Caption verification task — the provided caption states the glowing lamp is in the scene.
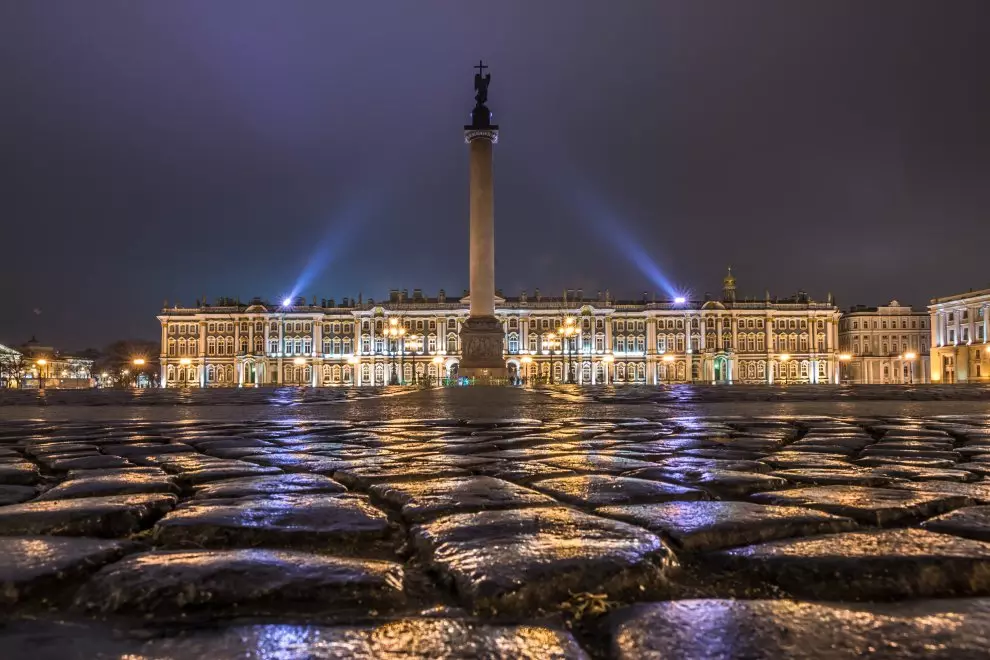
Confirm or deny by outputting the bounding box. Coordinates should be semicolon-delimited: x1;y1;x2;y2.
904;352;917;360
293;358;306;366
282;298;292;307
133;358;146;366
838;353;852;361
662;354;675;363
179;358;191;365
674;296;686;304
779;354;791;362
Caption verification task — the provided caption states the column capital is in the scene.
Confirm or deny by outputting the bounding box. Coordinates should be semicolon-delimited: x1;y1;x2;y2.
464;128;499;144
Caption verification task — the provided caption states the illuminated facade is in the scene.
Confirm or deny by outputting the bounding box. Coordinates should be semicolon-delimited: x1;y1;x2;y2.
157;272;842;387
15;339;94;389
837;301;930;384
929;288;990;383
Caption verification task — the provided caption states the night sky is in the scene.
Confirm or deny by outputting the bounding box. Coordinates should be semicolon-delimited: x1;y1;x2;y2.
3;2;989;350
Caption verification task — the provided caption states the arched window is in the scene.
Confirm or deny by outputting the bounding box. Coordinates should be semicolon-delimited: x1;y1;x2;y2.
167;365;175;381
268;338;278;354
167;339;176;356
239;337;248;353
447;333;458;353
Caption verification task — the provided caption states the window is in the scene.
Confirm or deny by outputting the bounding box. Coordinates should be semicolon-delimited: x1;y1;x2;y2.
507;333;519;353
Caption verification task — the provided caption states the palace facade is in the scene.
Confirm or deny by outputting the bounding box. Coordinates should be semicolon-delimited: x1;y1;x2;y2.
157;271;843;388
929;288;990;383
837;301;930;384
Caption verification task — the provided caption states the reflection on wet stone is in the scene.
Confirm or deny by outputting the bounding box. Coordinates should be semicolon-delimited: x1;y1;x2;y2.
6;406;990;655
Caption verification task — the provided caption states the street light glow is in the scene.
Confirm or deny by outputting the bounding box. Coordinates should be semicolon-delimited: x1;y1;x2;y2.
662;354;675;363
779;354;791;362
282;297;292;307
133;358;146;366
293;357;306;365
839;353;852;361
674;296;686;304
904;352;917;360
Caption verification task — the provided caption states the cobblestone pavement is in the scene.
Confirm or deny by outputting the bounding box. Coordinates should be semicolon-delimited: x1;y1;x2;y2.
4;388;990;658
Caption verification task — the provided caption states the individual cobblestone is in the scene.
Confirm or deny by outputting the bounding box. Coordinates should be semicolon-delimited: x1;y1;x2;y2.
369;476;558;522
709;528;990;599
596;501;857;552
0;493;177;537
610;598;990;659
0;536;133;605
154;493;393;554
75;549;405;615
411;506;672;613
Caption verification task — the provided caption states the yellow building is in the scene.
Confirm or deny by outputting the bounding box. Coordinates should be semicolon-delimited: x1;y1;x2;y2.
929;288;990;383
837;301;930;384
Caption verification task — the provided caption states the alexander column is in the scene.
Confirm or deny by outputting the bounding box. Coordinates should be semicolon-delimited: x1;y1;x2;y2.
459;60;507;382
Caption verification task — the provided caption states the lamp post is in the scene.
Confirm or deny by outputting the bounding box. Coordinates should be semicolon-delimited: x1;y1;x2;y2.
520;354;532;385
662;353;675;385
36;359;47;390
779;354;790;386
838;353;852;385
432;354;444;386
557;319;577;384
903;352;917;384
602;353;614;385
132;358;146;388
543;332;559;384
293;357;306;387
406;334;421;384
386;319;406;385
347;355;359;386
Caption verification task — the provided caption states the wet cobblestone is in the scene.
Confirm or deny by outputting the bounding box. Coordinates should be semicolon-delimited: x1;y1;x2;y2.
5;389;990;656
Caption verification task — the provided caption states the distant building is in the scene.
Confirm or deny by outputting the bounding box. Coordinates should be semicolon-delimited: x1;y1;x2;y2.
157;270;843;387
837;301;930;384
17;338;94;389
0;343;23;388
929;288;990;383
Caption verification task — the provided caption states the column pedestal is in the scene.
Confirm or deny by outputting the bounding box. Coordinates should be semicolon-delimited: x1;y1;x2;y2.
460;316;507;381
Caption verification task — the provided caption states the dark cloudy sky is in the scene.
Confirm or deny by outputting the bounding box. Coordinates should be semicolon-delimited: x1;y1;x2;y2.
2;1;989;349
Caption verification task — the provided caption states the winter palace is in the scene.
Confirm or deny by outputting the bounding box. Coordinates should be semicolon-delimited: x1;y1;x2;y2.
157;270;847;388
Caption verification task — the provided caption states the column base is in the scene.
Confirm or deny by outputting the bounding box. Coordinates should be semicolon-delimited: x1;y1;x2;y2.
459;316;507;381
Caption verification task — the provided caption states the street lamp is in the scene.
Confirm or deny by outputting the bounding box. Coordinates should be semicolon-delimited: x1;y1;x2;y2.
602;353;614;385
557;318;578;383
903;352;917;384
543;332;560;384
779;354;790;385
406;333;422;384
346;355;359;386
520;355;532;385
662;353;675;385
838;353;852;385
36;359;47;390
386;319;406;385
432;354;444;385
